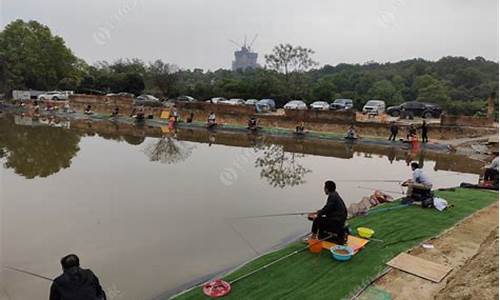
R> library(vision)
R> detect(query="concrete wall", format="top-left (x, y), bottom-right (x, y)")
top-left (441, 114), bottom-right (495, 128)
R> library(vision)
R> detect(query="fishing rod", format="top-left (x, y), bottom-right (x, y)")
top-left (4, 266), bottom-right (53, 282)
top-left (357, 186), bottom-right (404, 195)
top-left (227, 211), bottom-right (313, 220)
top-left (339, 179), bottom-right (402, 183)
top-left (227, 234), bottom-right (332, 286)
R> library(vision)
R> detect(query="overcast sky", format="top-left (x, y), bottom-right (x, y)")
top-left (1, 0), bottom-right (498, 70)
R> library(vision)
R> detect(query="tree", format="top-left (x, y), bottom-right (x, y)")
top-left (414, 75), bottom-right (450, 104)
top-left (0, 19), bottom-right (79, 92)
top-left (265, 44), bottom-right (317, 99)
top-left (312, 78), bottom-right (336, 100)
top-left (369, 80), bottom-right (397, 105)
top-left (265, 44), bottom-right (318, 75)
top-left (122, 73), bottom-right (145, 95)
top-left (148, 60), bottom-right (179, 97)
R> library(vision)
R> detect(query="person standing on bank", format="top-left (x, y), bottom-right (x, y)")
top-left (421, 120), bottom-right (429, 143)
top-left (308, 181), bottom-right (348, 244)
top-left (50, 254), bottom-right (106, 300)
top-left (388, 121), bottom-right (398, 141)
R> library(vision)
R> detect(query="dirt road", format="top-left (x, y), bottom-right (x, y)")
top-left (361, 199), bottom-right (499, 300)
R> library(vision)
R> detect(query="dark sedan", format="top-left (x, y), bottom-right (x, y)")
top-left (386, 101), bottom-right (442, 118)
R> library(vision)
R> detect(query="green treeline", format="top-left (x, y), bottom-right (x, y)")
top-left (1, 19), bottom-right (498, 115)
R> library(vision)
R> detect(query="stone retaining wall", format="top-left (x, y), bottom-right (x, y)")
top-left (284, 109), bottom-right (356, 123)
top-left (441, 114), bottom-right (496, 128)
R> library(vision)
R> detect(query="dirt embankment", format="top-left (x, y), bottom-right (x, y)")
top-left (366, 200), bottom-right (499, 300)
top-left (435, 226), bottom-right (498, 300)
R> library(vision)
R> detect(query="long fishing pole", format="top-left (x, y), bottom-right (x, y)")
top-left (228, 211), bottom-right (313, 220)
top-left (339, 179), bottom-right (402, 183)
top-left (4, 266), bottom-right (53, 282)
top-left (228, 234), bottom-right (332, 285)
top-left (357, 186), bottom-right (404, 195)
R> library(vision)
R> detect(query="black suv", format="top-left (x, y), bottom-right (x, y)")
top-left (386, 101), bottom-right (442, 118)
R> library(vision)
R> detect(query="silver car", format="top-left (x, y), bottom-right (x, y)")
top-left (362, 100), bottom-right (386, 115)
top-left (207, 97), bottom-right (226, 104)
top-left (245, 99), bottom-right (258, 106)
top-left (284, 100), bottom-right (308, 110)
top-left (37, 91), bottom-right (69, 100)
top-left (256, 99), bottom-right (276, 112)
top-left (225, 98), bottom-right (245, 105)
top-left (310, 101), bottom-right (330, 110)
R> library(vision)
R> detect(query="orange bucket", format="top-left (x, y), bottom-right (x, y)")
top-left (308, 238), bottom-right (323, 253)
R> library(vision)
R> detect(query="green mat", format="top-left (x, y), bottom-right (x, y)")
top-left (358, 287), bottom-right (392, 300)
top-left (172, 189), bottom-right (498, 300)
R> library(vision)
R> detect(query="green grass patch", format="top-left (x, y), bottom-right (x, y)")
top-left (173, 188), bottom-right (498, 300)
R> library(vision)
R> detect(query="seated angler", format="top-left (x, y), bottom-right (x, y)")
top-left (295, 121), bottom-right (306, 135)
top-left (247, 117), bottom-right (258, 131)
top-left (111, 107), bottom-right (119, 117)
top-left (84, 105), bottom-right (94, 115)
top-left (345, 124), bottom-right (358, 139)
top-left (483, 151), bottom-right (499, 183)
top-left (402, 162), bottom-right (433, 201)
top-left (207, 112), bottom-right (217, 129)
top-left (308, 180), bottom-right (348, 244)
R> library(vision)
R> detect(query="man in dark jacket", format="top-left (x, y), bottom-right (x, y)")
top-left (50, 254), bottom-right (106, 300)
top-left (308, 181), bottom-right (348, 244)
top-left (421, 120), bottom-right (429, 143)
top-left (388, 122), bottom-right (398, 141)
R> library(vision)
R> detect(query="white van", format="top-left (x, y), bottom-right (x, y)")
top-left (362, 100), bottom-right (386, 115)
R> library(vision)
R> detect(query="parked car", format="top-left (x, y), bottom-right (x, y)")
top-left (37, 91), bottom-right (69, 101)
top-left (310, 101), bottom-right (330, 110)
top-left (135, 94), bottom-right (162, 107)
top-left (362, 100), bottom-right (386, 115)
top-left (225, 98), bottom-right (245, 105)
top-left (386, 101), bottom-right (442, 118)
top-left (245, 99), bottom-right (258, 106)
top-left (106, 92), bottom-right (134, 98)
top-left (284, 100), bottom-right (308, 110)
top-left (207, 97), bottom-right (226, 104)
top-left (330, 99), bottom-right (354, 110)
top-left (256, 99), bottom-right (276, 113)
top-left (176, 95), bottom-right (196, 102)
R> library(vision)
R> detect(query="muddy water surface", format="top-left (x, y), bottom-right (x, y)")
top-left (0, 115), bottom-right (480, 299)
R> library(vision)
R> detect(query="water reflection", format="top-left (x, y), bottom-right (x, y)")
top-left (0, 113), bottom-right (485, 180)
top-left (143, 136), bottom-right (195, 164)
top-left (254, 144), bottom-right (311, 188)
top-left (0, 116), bottom-right (81, 179)
top-left (0, 113), bottom-right (484, 299)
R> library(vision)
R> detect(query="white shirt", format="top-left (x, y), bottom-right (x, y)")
top-left (488, 156), bottom-right (499, 170)
top-left (412, 168), bottom-right (432, 186)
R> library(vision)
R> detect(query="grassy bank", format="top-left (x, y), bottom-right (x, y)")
top-left (173, 188), bottom-right (498, 300)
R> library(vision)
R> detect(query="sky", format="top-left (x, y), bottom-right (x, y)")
top-left (1, 0), bottom-right (498, 70)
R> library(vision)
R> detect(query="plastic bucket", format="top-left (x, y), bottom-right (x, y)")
top-left (308, 238), bottom-right (323, 253)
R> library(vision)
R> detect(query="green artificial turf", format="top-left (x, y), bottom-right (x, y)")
top-left (173, 188), bottom-right (498, 300)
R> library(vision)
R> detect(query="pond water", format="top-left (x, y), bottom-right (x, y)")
top-left (0, 115), bottom-right (480, 299)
